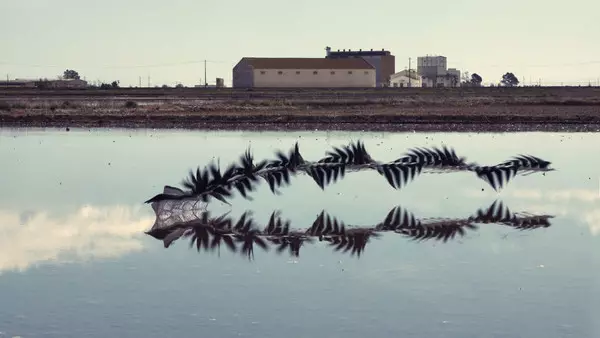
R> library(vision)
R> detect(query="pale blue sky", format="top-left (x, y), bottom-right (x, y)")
top-left (1, 0), bottom-right (599, 87)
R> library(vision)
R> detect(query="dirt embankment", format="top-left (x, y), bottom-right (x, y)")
top-left (1, 87), bottom-right (600, 132)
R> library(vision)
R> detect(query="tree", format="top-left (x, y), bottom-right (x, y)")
top-left (98, 80), bottom-right (119, 89)
top-left (461, 71), bottom-right (471, 86)
top-left (501, 72), bottom-right (519, 87)
top-left (471, 73), bottom-right (483, 87)
top-left (63, 69), bottom-right (80, 80)
top-left (35, 78), bottom-right (50, 89)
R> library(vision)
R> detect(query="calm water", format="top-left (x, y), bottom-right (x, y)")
top-left (0, 128), bottom-right (599, 338)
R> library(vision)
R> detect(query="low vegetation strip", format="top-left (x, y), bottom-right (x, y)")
top-left (1, 87), bottom-right (600, 131)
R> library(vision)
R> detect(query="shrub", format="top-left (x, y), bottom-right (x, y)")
top-left (0, 101), bottom-right (10, 111)
top-left (124, 100), bottom-right (138, 109)
top-left (11, 102), bottom-right (27, 109)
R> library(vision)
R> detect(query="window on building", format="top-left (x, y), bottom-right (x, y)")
top-left (330, 71), bottom-right (335, 75)
top-left (348, 71), bottom-right (353, 75)
top-left (260, 71), bottom-right (266, 75)
top-left (277, 71), bottom-right (283, 75)
top-left (364, 71), bottom-right (369, 75)
top-left (296, 71), bottom-right (301, 75)
top-left (313, 71), bottom-right (318, 75)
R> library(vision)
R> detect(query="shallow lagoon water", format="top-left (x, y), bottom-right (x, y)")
top-left (0, 128), bottom-right (599, 338)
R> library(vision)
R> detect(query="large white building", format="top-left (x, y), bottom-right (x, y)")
top-left (390, 69), bottom-right (421, 88)
top-left (417, 56), bottom-right (460, 88)
top-left (232, 57), bottom-right (376, 88)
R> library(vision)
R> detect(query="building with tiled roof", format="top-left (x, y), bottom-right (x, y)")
top-left (232, 57), bottom-right (376, 88)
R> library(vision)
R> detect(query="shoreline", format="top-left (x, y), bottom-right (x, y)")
top-left (3, 111), bottom-right (600, 132)
top-left (2, 87), bottom-right (600, 132)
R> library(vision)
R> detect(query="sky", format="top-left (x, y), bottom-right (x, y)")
top-left (1, 0), bottom-right (599, 87)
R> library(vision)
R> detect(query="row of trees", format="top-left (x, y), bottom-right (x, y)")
top-left (461, 72), bottom-right (483, 87)
top-left (461, 72), bottom-right (520, 87)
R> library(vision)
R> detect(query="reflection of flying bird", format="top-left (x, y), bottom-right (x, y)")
top-left (144, 141), bottom-right (554, 205)
top-left (146, 200), bottom-right (555, 261)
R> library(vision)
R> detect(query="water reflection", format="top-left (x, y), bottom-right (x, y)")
top-left (468, 187), bottom-right (600, 235)
top-left (147, 200), bottom-right (554, 260)
top-left (1, 129), bottom-right (598, 338)
top-left (0, 205), bottom-right (151, 273)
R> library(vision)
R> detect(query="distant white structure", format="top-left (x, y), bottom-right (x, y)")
top-left (232, 57), bottom-right (376, 88)
top-left (417, 56), bottom-right (460, 87)
top-left (390, 69), bottom-right (421, 88)
top-left (45, 79), bottom-right (88, 89)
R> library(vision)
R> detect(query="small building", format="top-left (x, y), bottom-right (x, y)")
top-left (44, 79), bottom-right (88, 89)
top-left (420, 72), bottom-right (460, 88)
top-left (325, 47), bottom-right (395, 87)
top-left (232, 57), bottom-right (376, 88)
top-left (417, 55), bottom-right (460, 88)
top-left (390, 69), bottom-right (421, 88)
top-left (194, 78), bottom-right (226, 88)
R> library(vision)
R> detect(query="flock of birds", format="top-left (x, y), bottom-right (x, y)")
top-left (143, 141), bottom-right (555, 259)
top-left (144, 141), bottom-right (554, 205)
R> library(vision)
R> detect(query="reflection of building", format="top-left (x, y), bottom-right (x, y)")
top-left (390, 69), bottom-right (421, 88)
top-left (325, 47), bottom-right (395, 87)
top-left (417, 56), bottom-right (460, 87)
top-left (232, 57), bottom-right (376, 88)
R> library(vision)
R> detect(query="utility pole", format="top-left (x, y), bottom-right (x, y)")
top-left (139, 76), bottom-right (142, 88)
top-left (5, 74), bottom-right (8, 88)
top-left (204, 60), bottom-right (207, 87)
top-left (147, 75), bottom-right (151, 88)
top-left (408, 57), bottom-right (412, 88)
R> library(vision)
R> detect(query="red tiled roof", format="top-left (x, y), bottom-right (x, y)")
top-left (242, 57), bottom-right (374, 70)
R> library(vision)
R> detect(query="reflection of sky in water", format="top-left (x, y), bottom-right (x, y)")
top-left (0, 128), bottom-right (598, 338)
